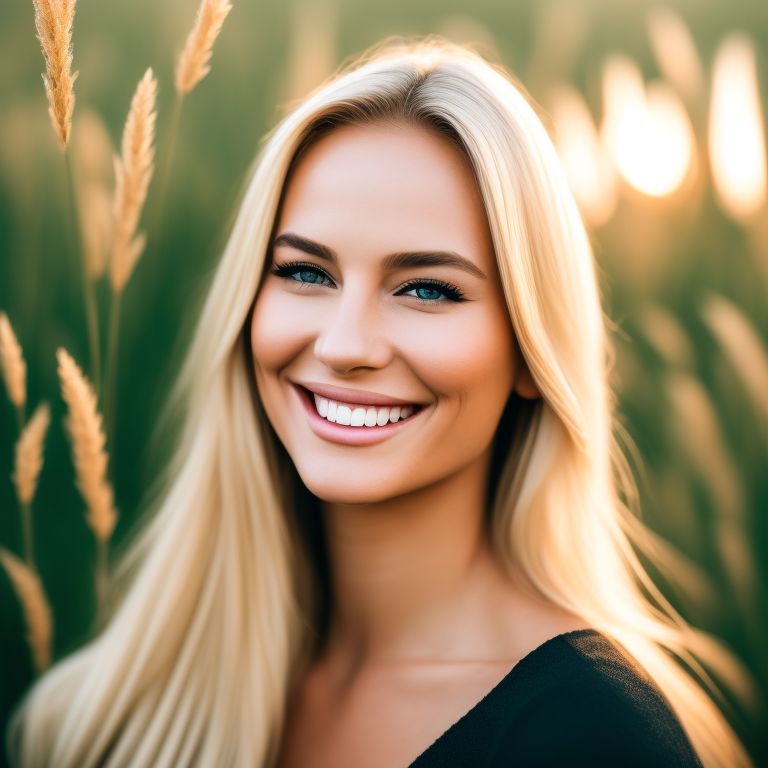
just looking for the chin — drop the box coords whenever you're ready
[295,465,409,505]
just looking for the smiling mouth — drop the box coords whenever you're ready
[299,385,424,427]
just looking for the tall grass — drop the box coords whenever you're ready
[0,0,233,681]
[1,0,766,762]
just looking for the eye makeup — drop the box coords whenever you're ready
[269,259,467,303]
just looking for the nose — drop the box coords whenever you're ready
[313,289,392,374]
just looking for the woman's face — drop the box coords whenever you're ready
[250,121,538,503]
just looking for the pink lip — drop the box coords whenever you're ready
[294,381,424,407]
[291,384,425,446]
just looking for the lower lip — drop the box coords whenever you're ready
[291,385,426,446]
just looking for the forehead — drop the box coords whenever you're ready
[275,121,494,268]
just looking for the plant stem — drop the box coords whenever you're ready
[95,536,108,615]
[103,289,122,453]
[150,91,184,246]
[15,405,36,571]
[64,151,101,396]
[20,500,35,571]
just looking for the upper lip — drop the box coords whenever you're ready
[293,381,425,407]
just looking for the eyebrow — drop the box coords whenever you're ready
[271,232,487,280]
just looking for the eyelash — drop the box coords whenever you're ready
[269,260,466,303]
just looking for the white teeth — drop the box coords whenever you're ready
[311,393,419,427]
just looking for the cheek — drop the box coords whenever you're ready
[250,285,306,370]
[399,306,515,400]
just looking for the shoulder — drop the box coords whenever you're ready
[489,629,704,767]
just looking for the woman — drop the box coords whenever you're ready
[7,36,754,767]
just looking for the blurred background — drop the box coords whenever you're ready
[1,0,767,764]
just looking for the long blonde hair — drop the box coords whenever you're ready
[7,35,757,767]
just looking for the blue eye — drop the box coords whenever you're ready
[269,260,466,304]
[397,280,465,303]
[270,261,333,286]
[291,269,326,284]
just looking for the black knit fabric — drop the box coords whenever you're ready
[408,629,703,767]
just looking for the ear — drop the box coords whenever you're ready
[513,363,540,399]
[512,342,541,400]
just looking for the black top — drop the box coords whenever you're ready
[407,629,703,767]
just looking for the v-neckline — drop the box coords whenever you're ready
[406,628,601,766]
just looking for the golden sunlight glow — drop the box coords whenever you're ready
[708,34,767,220]
[551,85,617,226]
[646,6,704,103]
[601,55,694,197]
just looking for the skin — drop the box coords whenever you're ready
[250,121,589,765]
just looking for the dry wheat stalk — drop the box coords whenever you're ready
[31,0,78,150]
[0,312,27,411]
[80,183,114,280]
[73,108,113,182]
[74,109,115,279]
[111,68,158,294]
[56,348,117,541]
[13,403,51,506]
[701,294,768,420]
[175,0,233,95]
[0,547,52,672]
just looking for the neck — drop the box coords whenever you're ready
[317,449,506,668]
